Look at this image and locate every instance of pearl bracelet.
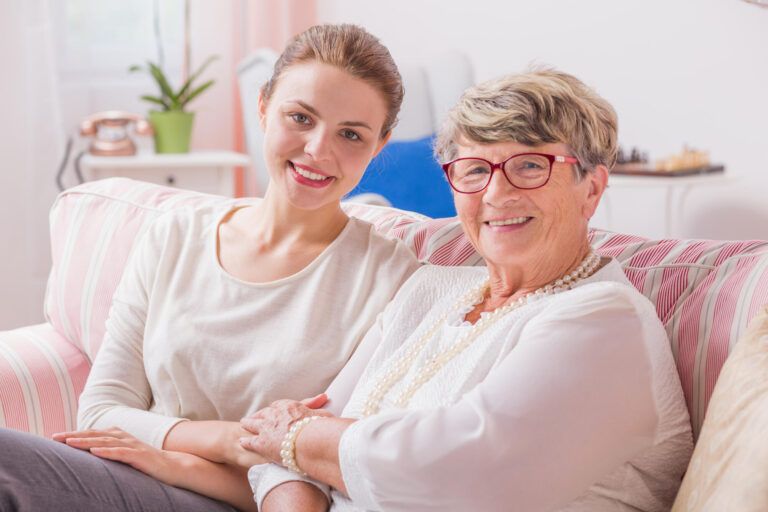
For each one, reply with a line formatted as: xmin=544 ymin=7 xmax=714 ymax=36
xmin=280 ymin=415 xmax=320 ymax=476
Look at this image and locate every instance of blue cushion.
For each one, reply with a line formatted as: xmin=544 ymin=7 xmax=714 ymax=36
xmin=347 ymin=135 xmax=456 ymax=218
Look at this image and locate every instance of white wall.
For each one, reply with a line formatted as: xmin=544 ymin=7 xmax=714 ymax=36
xmin=318 ymin=0 xmax=768 ymax=240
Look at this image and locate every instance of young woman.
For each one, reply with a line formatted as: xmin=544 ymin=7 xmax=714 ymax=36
xmin=0 ymin=24 xmax=418 ymax=511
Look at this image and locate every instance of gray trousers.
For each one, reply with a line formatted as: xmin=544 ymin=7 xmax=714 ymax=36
xmin=0 ymin=427 xmax=239 ymax=511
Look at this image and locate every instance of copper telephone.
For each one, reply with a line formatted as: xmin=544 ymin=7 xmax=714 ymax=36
xmin=56 ymin=111 xmax=153 ymax=191
xmin=79 ymin=111 xmax=153 ymax=156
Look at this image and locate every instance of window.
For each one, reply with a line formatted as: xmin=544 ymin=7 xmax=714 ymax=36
xmin=52 ymin=0 xmax=186 ymax=143
xmin=54 ymin=0 xmax=184 ymax=75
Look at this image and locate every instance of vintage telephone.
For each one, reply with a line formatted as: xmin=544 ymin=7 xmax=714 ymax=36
xmin=56 ymin=111 xmax=153 ymax=191
xmin=79 ymin=111 xmax=153 ymax=156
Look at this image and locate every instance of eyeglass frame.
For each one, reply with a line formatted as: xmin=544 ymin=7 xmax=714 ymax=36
xmin=440 ymin=152 xmax=581 ymax=194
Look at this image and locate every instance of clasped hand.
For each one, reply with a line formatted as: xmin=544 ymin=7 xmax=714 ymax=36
xmin=239 ymin=393 xmax=333 ymax=465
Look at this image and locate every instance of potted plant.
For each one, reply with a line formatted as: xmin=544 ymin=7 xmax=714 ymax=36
xmin=130 ymin=56 xmax=217 ymax=153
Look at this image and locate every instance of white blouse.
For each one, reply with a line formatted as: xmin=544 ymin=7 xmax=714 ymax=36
xmin=77 ymin=204 xmax=420 ymax=448
xmin=250 ymin=259 xmax=693 ymax=511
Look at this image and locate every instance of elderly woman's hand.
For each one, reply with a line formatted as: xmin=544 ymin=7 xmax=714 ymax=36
xmin=239 ymin=394 xmax=333 ymax=463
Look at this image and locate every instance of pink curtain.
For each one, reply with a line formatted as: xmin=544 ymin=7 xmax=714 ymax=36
xmin=231 ymin=0 xmax=318 ymax=197
xmin=0 ymin=0 xmax=63 ymax=328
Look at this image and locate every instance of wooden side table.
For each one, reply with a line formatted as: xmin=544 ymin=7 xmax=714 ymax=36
xmin=80 ymin=151 xmax=252 ymax=196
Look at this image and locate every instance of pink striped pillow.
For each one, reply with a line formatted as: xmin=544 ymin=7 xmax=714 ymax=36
xmin=343 ymin=203 xmax=483 ymax=265
xmin=0 ymin=323 xmax=90 ymax=436
xmin=588 ymin=230 xmax=768 ymax=439
xmin=40 ymin=179 xmax=768 ymax=439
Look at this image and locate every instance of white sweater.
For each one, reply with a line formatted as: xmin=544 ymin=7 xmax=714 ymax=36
xmin=251 ymin=259 xmax=694 ymax=511
xmin=77 ymin=204 xmax=420 ymax=448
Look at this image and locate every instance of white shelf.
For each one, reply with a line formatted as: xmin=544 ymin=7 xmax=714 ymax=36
xmin=609 ymin=173 xmax=734 ymax=189
xmin=80 ymin=150 xmax=252 ymax=196
xmin=82 ymin=151 xmax=252 ymax=169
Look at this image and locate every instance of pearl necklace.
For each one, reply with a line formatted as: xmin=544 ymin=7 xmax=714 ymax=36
xmin=361 ymin=249 xmax=602 ymax=418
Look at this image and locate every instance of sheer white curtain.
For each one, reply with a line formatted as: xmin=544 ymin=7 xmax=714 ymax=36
xmin=0 ymin=0 xmax=63 ymax=329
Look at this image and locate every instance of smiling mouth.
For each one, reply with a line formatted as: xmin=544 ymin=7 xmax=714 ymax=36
xmin=486 ymin=217 xmax=532 ymax=226
xmin=290 ymin=162 xmax=333 ymax=182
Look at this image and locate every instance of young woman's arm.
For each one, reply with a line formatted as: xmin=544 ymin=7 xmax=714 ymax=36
xmin=74 ymin=215 xmax=261 ymax=469
xmin=76 ymin=215 xmax=186 ymax=447
xmin=54 ymin=426 xmax=258 ymax=511
xmin=163 ymin=420 xmax=265 ymax=468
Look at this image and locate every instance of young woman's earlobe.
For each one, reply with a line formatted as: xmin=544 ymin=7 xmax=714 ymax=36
xmin=257 ymin=93 xmax=268 ymax=131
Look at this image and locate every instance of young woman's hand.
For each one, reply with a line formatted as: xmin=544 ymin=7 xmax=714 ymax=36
xmin=52 ymin=427 xmax=187 ymax=486
xmin=55 ymin=427 xmax=261 ymax=511
xmin=239 ymin=394 xmax=333 ymax=463
xmin=161 ymin=420 xmax=268 ymax=468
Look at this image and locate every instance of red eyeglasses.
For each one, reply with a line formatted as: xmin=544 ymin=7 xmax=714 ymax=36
xmin=441 ymin=153 xmax=580 ymax=194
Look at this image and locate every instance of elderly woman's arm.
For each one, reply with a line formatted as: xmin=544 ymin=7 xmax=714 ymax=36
xmin=245 ymin=286 xmax=663 ymax=510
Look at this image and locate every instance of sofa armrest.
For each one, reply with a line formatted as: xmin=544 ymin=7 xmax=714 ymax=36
xmin=0 ymin=324 xmax=91 ymax=437
xmin=672 ymin=303 xmax=768 ymax=511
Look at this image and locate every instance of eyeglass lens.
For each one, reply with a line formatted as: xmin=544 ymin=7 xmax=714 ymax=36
xmin=448 ymin=154 xmax=551 ymax=192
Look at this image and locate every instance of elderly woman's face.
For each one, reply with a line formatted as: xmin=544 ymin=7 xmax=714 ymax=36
xmin=452 ymin=139 xmax=606 ymax=271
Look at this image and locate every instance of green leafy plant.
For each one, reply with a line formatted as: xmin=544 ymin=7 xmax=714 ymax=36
xmin=129 ymin=55 xmax=218 ymax=112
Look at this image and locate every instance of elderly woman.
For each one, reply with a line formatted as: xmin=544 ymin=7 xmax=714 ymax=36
xmin=240 ymin=69 xmax=694 ymax=511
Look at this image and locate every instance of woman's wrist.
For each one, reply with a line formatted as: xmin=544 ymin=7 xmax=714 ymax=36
xmin=161 ymin=450 xmax=198 ymax=487
xmin=281 ymin=416 xmax=322 ymax=475
xmin=215 ymin=421 xmax=266 ymax=468
xmin=294 ymin=417 xmax=356 ymax=493
xmin=164 ymin=420 xmax=254 ymax=466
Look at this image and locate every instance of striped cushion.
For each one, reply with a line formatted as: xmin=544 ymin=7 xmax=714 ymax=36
xmin=343 ymin=203 xmax=485 ymax=266
xmin=1 ymin=178 xmax=764 ymax=439
xmin=0 ymin=324 xmax=90 ymax=436
xmin=588 ymin=231 xmax=768 ymax=439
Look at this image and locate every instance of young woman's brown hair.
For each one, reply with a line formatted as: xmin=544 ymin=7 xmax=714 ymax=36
xmin=261 ymin=24 xmax=403 ymax=138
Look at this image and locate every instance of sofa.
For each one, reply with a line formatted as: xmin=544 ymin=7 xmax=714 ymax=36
xmin=1 ymin=177 xmax=767 ymax=507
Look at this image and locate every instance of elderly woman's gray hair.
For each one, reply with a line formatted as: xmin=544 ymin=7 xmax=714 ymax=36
xmin=434 ymin=69 xmax=618 ymax=176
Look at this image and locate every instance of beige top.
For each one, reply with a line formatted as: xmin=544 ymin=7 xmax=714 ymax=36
xmin=77 ymin=204 xmax=420 ymax=448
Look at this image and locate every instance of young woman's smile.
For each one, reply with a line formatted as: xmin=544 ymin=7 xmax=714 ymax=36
xmin=288 ymin=162 xmax=334 ymax=188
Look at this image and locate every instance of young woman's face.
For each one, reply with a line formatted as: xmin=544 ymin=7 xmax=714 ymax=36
xmin=259 ymin=61 xmax=390 ymax=211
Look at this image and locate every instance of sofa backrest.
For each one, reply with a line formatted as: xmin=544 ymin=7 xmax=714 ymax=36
xmin=47 ymin=178 xmax=768 ymax=439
